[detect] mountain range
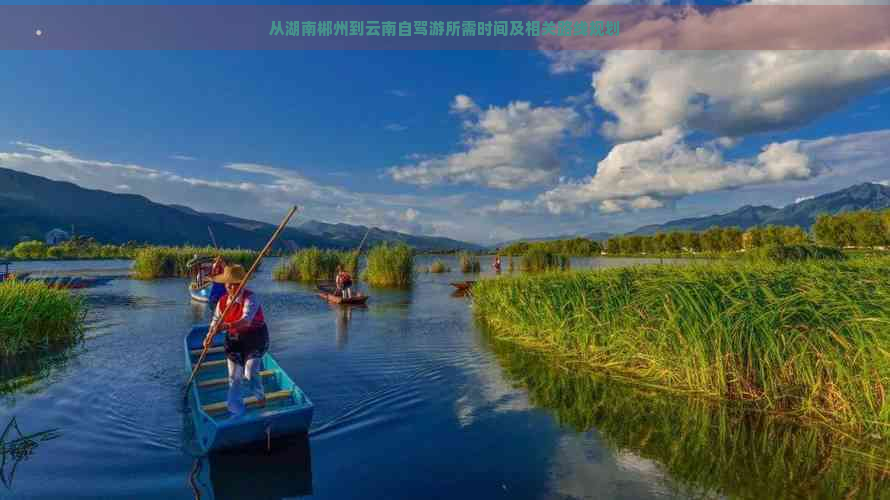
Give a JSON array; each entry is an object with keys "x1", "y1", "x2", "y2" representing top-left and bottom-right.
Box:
[
  {"x1": 0, "y1": 167, "x2": 483, "y2": 251},
  {"x1": 628, "y1": 182, "x2": 890, "y2": 236},
  {"x1": 3, "y1": 166, "x2": 888, "y2": 250}
]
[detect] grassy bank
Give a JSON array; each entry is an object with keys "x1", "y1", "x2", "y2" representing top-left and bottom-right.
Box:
[
  {"x1": 273, "y1": 248, "x2": 358, "y2": 282},
  {"x1": 520, "y1": 248, "x2": 570, "y2": 272},
  {"x1": 485, "y1": 334, "x2": 890, "y2": 498},
  {"x1": 0, "y1": 282, "x2": 86, "y2": 356},
  {"x1": 133, "y1": 246, "x2": 257, "y2": 279},
  {"x1": 364, "y1": 243, "x2": 413, "y2": 287},
  {"x1": 473, "y1": 257, "x2": 890, "y2": 438}
]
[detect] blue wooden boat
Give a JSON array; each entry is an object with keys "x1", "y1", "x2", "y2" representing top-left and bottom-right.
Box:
[
  {"x1": 189, "y1": 282, "x2": 225, "y2": 305},
  {"x1": 184, "y1": 325, "x2": 314, "y2": 452}
]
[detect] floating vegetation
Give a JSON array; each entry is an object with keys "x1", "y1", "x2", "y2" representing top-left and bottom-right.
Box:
[
  {"x1": 428, "y1": 260, "x2": 449, "y2": 273},
  {"x1": 473, "y1": 257, "x2": 890, "y2": 439},
  {"x1": 364, "y1": 243, "x2": 413, "y2": 288},
  {"x1": 0, "y1": 282, "x2": 86, "y2": 356},
  {"x1": 273, "y1": 248, "x2": 357, "y2": 282},
  {"x1": 133, "y1": 246, "x2": 257, "y2": 280}
]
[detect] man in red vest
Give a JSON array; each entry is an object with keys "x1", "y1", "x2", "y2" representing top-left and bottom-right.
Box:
[{"x1": 209, "y1": 265, "x2": 269, "y2": 416}]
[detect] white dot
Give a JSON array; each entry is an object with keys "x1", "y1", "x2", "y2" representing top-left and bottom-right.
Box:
[{"x1": 35, "y1": 29, "x2": 43, "y2": 37}]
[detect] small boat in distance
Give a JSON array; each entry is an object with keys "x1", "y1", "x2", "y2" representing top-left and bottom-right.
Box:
[
  {"x1": 184, "y1": 325, "x2": 314, "y2": 452},
  {"x1": 187, "y1": 256, "x2": 224, "y2": 306},
  {"x1": 449, "y1": 281, "x2": 476, "y2": 292},
  {"x1": 316, "y1": 285, "x2": 369, "y2": 305}
]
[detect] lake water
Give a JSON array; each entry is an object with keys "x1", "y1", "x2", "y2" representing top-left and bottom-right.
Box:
[{"x1": 2, "y1": 256, "x2": 886, "y2": 499}]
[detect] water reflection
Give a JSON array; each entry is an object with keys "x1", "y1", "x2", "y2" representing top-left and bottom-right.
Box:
[
  {"x1": 0, "y1": 344, "x2": 83, "y2": 401},
  {"x1": 483, "y1": 330, "x2": 890, "y2": 500},
  {"x1": 334, "y1": 305, "x2": 352, "y2": 350},
  {"x1": 189, "y1": 434, "x2": 312, "y2": 500},
  {"x1": 0, "y1": 417, "x2": 61, "y2": 491}
]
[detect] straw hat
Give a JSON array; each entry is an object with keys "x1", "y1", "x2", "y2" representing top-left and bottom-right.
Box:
[{"x1": 211, "y1": 265, "x2": 249, "y2": 284}]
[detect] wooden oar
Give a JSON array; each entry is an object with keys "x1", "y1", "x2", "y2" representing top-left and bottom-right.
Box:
[
  {"x1": 184, "y1": 206, "x2": 298, "y2": 395},
  {"x1": 208, "y1": 225, "x2": 219, "y2": 250}
]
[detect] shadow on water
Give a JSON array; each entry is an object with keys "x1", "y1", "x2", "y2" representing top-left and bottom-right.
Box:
[
  {"x1": 482, "y1": 328, "x2": 890, "y2": 500},
  {"x1": 0, "y1": 417, "x2": 61, "y2": 491},
  {"x1": 189, "y1": 434, "x2": 312, "y2": 500},
  {"x1": 333, "y1": 305, "x2": 353, "y2": 350}
]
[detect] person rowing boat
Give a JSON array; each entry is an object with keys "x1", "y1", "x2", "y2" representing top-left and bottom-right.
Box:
[
  {"x1": 335, "y1": 266, "x2": 353, "y2": 299},
  {"x1": 208, "y1": 265, "x2": 269, "y2": 415}
]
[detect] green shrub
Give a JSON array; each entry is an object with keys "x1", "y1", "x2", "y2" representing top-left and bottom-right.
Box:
[
  {"x1": 459, "y1": 252, "x2": 481, "y2": 273},
  {"x1": 12, "y1": 241, "x2": 47, "y2": 260},
  {"x1": 273, "y1": 248, "x2": 356, "y2": 282},
  {"x1": 520, "y1": 248, "x2": 570, "y2": 272},
  {"x1": 0, "y1": 281, "x2": 86, "y2": 356},
  {"x1": 364, "y1": 243, "x2": 413, "y2": 287},
  {"x1": 133, "y1": 246, "x2": 257, "y2": 279}
]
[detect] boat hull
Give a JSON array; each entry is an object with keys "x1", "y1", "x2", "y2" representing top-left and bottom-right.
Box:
[
  {"x1": 316, "y1": 289, "x2": 369, "y2": 305},
  {"x1": 184, "y1": 325, "x2": 314, "y2": 452},
  {"x1": 450, "y1": 281, "x2": 476, "y2": 291}
]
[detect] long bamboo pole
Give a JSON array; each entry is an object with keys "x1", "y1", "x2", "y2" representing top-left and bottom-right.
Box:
[{"x1": 184, "y1": 206, "x2": 298, "y2": 395}]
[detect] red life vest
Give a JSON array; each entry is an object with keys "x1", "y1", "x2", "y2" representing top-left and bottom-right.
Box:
[{"x1": 218, "y1": 290, "x2": 265, "y2": 335}]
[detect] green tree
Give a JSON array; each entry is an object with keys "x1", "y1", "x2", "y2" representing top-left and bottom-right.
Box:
[{"x1": 13, "y1": 240, "x2": 48, "y2": 260}]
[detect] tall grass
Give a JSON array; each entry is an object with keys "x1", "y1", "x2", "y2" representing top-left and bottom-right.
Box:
[
  {"x1": 0, "y1": 282, "x2": 86, "y2": 356},
  {"x1": 364, "y1": 243, "x2": 413, "y2": 287},
  {"x1": 459, "y1": 252, "x2": 481, "y2": 273},
  {"x1": 133, "y1": 246, "x2": 257, "y2": 279},
  {"x1": 486, "y1": 334, "x2": 890, "y2": 499},
  {"x1": 473, "y1": 257, "x2": 890, "y2": 437},
  {"x1": 428, "y1": 260, "x2": 450, "y2": 273},
  {"x1": 520, "y1": 248, "x2": 570, "y2": 272},
  {"x1": 273, "y1": 248, "x2": 358, "y2": 282},
  {"x1": 746, "y1": 244, "x2": 846, "y2": 263}
]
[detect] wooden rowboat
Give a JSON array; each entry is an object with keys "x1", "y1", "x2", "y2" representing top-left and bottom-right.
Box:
[
  {"x1": 316, "y1": 286, "x2": 369, "y2": 305},
  {"x1": 449, "y1": 281, "x2": 476, "y2": 291},
  {"x1": 184, "y1": 325, "x2": 314, "y2": 452}
]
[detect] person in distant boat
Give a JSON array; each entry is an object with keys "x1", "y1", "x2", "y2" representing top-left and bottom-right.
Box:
[
  {"x1": 207, "y1": 265, "x2": 269, "y2": 415},
  {"x1": 493, "y1": 255, "x2": 502, "y2": 273},
  {"x1": 335, "y1": 266, "x2": 353, "y2": 299},
  {"x1": 211, "y1": 256, "x2": 225, "y2": 277}
]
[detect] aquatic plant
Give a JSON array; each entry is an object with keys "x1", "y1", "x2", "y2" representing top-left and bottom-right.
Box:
[
  {"x1": 745, "y1": 244, "x2": 846, "y2": 263},
  {"x1": 459, "y1": 252, "x2": 480, "y2": 273},
  {"x1": 473, "y1": 257, "x2": 890, "y2": 438},
  {"x1": 0, "y1": 282, "x2": 86, "y2": 356},
  {"x1": 484, "y1": 333, "x2": 890, "y2": 499},
  {"x1": 520, "y1": 248, "x2": 569, "y2": 272},
  {"x1": 364, "y1": 243, "x2": 413, "y2": 287},
  {"x1": 428, "y1": 260, "x2": 449, "y2": 273},
  {"x1": 273, "y1": 248, "x2": 357, "y2": 282},
  {"x1": 133, "y1": 246, "x2": 257, "y2": 279}
]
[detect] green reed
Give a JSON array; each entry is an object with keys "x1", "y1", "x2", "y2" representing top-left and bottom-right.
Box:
[
  {"x1": 273, "y1": 248, "x2": 358, "y2": 282},
  {"x1": 485, "y1": 333, "x2": 890, "y2": 499},
  {"x1": 133, "y1": 246, "x2": 257, "y2": 280},
  {"x1": 0, "y1": 282, "x2": 86, "y2": 356},
  {"x1": 473, "y1": 257, "x2": 890, "y2": 438},
  {"x1": 520, "y1": 248, "x2": 570, "y2": 272},
  {"x1": 427, "y1": 260, "x2": 450, "y2": 273},
  {"x1": 459, "y1": 252, "x2": 481, "y2": 273},
  {"x1": 364, "y1": 243, "x2": 413, "y2": 287}
]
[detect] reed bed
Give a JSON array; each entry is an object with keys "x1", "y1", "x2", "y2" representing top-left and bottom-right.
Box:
[
  {"x1": 520, "y1": 248, "x2": 570, "y2": 272},
  {"x1": 133, "y1": 246, "x2": 257, "y2": 279},
  {"x1": 746, "y1": 244, "x2": 847, "y2": 263},
  {"x1": 459, "y1": 252, "x2": 481, "y2": 273},
  {"x1": 473, "y1": 257, "x2": 890, "y2": 438},
  {"x1": 364, "y1": 243, "x2": 413, "y2": 287},
  {"x1": 486, "y1": 335, "x2": 890, "y2": 499},
  {"x1": 273, "y1": 248, "x2": 358, "y2": 282},
  {"x1": 427, "y1": 260, "x2": 450, "y2": 273},
  {"x1": 0, "y1": 282, "x2": 86, "y2": 356}
]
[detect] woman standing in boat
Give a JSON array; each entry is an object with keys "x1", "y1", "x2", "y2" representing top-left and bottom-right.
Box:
[
  {"x1": 208, "y1": 265, "x2": 269, "y2": 415},
  {"x1": 335, "y1": 265, "x2": 353, "y2": 299}
]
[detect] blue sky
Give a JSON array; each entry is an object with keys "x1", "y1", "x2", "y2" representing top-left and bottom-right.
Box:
[{"x1": 2, "y1": 1, "x2": 890, "y2": 244}]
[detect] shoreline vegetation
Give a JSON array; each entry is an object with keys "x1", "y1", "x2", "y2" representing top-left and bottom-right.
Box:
[
  {"x1": 273, "y1": 248, "x2": 358, "y2": 282},
  {"x1": 472, "y1": 256, "x2": 890, "y2": 440},
  {"x1": 133, "y1": 247, "x2": 257, "y2": 280},
  {"x1": 0, "y1": 281, "x2": 86, "y2": 357},
  {"x1": 485, "y1": 333, "x2": 890, "y2": 497}
]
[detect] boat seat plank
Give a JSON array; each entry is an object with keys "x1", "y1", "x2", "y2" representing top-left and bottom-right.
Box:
[
  {"x1": 202, "y1": 389, "x2": 292, "y2": 415},
  {"x1": 195, "y1": 359, "x2": 227, "y2": 370},
  {"x1": 190, "y1": 346, "x2": 224, "y2": 355},
  {"x1": 197, "y1": 370, "x2": 276, "y2": 388}
]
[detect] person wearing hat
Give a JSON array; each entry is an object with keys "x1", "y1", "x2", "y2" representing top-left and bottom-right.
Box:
[{"x1": 207, "y1": 265, "x2": 269, "y2": 415}]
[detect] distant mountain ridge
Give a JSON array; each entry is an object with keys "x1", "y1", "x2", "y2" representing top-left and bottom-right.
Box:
[
  {"x1": 0, "y1": 168, "x2": 483, "y2": 251},
  {"x1": 628, "y1": 182, "x2": 890, "y2": 235}
]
